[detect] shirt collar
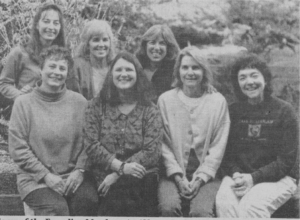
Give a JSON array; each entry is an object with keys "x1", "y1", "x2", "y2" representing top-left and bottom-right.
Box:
[{"x1": 106, "y1": 103, "x2": 144, "y2": 123}]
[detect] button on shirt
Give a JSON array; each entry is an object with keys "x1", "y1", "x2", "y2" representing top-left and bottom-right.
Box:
[{"x1": 83, "y1": 99, "x2": 163, "y2": 186}]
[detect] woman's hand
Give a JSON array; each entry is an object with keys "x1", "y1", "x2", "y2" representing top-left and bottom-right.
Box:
[
  {"x1": 123, "y1": 162, "x2": 146, "y2": 179},
  {"x1": 44, "y1": 173, "x2": 65, "y2": 196},
  {"x1": 20, "y1": 85, "x2": 33, "y2": 94},
  {"x1": 174, "y1": 175, "x2": 192, "y2": 198},
  {"x1": 206, "y1": 84, "x2": 217, "y2": 94},
  {"x1": 98, "y1": 172, "x2": 120, "y2": 197},
  {"x1": 183, "y1": 177, "x2": 204, "y2": 200},
  {"x1": 232, "y1": 173, "x2": 253, "y2": 197},
  {"x1": 64, "y1": 169, "x2": 84, "y2": 196}
]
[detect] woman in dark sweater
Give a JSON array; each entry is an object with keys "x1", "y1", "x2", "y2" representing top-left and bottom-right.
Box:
[
  {"x1": 216, "y1": 53, "x2": 298, "y2": 218},
  {"x1": 136, "y1": 25, "x2": 180, "y2": 99}
]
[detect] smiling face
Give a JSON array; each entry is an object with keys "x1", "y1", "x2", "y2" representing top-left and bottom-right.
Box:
[
  {"x1": 40, "y1": 58, "x2": 68, "y2": 93},
  {"x1": 37, "y1": 10, "x2": 61, "y2": 45},
  {"x1": 180, "y1": 55, "x2": 204, "y2": 96},
  {"x1": 238, "y1": 68, "x2": 265, "y2": 104},
  {"x1": 146, "y1": 35, "x2": 167, "y2": 64},
  {"x1": 88, "y1": 33, "x2": 110, "y2": 60},
  {"x1": 112, "y1": 58, "x2": 137, "y2": 91}
]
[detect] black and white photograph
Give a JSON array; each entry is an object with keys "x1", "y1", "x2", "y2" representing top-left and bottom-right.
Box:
[{"x1": 0, "y1": 0, "x2": 299, "y2": 219}]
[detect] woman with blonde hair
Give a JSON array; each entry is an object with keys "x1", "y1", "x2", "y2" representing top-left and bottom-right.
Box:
[
  {"x1": 67, "y1": 19, "x2": 115, "y2": 99},
  {"x1": 158, "y1": 46, "x2": 230, "y2": 217},
  {"x1": 136, "y1": 24, "x2": 179, "y2": 98}
]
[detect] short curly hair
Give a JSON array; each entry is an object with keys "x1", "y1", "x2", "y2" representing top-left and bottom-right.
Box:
[
  {"x1": 40, "y1": 45, "x2": 73, "y2": 74},
  {"x1": 231, "y1": 53, "x2": 273, "y2": 102}
]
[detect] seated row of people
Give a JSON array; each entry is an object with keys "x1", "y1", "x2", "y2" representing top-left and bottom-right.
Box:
[{"x1": 1, "y1": 2, "x2": 298, "y2": 217}]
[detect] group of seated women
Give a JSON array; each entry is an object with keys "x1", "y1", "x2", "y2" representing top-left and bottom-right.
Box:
[{"x1": 1, "y1": 2, "x2": 298, "y2": 217}]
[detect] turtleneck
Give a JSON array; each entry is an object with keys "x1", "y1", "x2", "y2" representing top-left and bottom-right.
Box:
[{"x1": 34, "y1": 84, "x2": 67, "y2": 102}]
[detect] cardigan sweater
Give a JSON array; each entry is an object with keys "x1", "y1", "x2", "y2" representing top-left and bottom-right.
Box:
[
  {"x1": 222, "y1": 96, "x2": 299, "y2": 184},
  {"x1": 0, "y1": 46, "x2": 41, "y2": 100},
  {"x1": 8, "y1": 85, "x2": 88, "y2": 199},
  {"x1": 158, "y1": 88, "x2": 230, "y2": 182},
  {"x1": 66, "y1": 57, "x2": 107, "y2": 100}
]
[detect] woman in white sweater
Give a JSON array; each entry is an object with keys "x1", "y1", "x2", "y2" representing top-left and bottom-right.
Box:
[{"x1": 157, "y1": 46, "x2": 230, "y2": 217}]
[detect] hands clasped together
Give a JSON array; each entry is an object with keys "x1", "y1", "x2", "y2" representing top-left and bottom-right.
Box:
[
  {"x1": 174, "y1": 174, "x2": 204, "y2": 200},
  {"x1": 231, "y1": 172, "x2": 254, "y2": 197},
  {"x1": 98, "y1": 162, "x2": 146, "y2": 197},
  {"x1": 44, "y1": 169, "x2": 84, "y2": 196}
]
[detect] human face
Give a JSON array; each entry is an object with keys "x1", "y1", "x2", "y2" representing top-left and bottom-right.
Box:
[
  {"x1": 89, "y1": 34, "x2": 110, "y2": 60},
  {"x1": 112, "y1": 58, "x2": 137, "y2": 91},
  {"x1": 40, "y1": 58, "x2": 68, "y2": 93},
  {"x1": 37, "y1": 10, "x2": 61, "y2": 45},
  {"x1": 146, "y1": 35, "x2": 167, "y2": 64},
  {"x1": 180, "y1": 55, "x2": 204, "y2": 94},
  {"x1": 238, "y1": 68, "x2": 265, "y2": 104}
]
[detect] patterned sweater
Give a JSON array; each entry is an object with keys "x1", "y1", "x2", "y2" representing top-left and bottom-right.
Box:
[{"x1": 83, "y1": 98, "x2": 163, "y2": 185}]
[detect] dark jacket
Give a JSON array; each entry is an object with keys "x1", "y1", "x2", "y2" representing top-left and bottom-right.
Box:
[{"x1": 222, "y1": 96, "x2": 299, "y2": 184}]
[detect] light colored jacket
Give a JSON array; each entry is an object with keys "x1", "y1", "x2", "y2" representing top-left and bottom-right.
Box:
[{"x1": 158, "y1": 88, "x2": 230, "y2": 181}]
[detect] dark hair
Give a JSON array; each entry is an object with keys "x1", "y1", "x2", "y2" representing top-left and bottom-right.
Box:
[
  {"x1": 172, "y1": 46, "x2": 212, "y2": 93},
  {"x1": 100, "y1": 51, "x2": 156, "y2": 106},
  {"x1": 231, "y1": 53, "x2": 273, "y2": 102},
  {"x1": 136, "y1": 25, "x2": 179, "y2": 68},
  {"x1": 40, "y1": 45, "x2": 73, "y2": 75},
  {"x1": 24, "y1": 3, "x2": 65, "y2": 64}
]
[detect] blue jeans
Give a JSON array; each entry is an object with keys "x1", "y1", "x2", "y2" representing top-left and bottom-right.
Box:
[
  {"x1": 158, "y1": 176, "x2": 221, "y2": 217},
  {"x1": 24, "y1": 174, "x2": 98, "y2": 216}
]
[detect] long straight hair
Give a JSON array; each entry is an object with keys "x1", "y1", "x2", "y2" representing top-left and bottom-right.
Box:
[
  {"x1": 99, "y1": 51, "x2": 156, "y2": 107},
  {"x1": 24, "y1": 3, "x2": 65, "y2": 64}
]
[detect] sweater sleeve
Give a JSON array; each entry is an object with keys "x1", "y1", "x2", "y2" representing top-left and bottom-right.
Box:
[
  {"x1": 0, "y1": 47, "x2": 24, "y2": 100},
  {"x1": 66, "y1": 61, "x2": 81, "y2": 94},
  {"x1": 8, "y1": 97, "x2": 50, "y2": 182},
  {"x1": 125, "y1": 105, "x2": 162, "y2": 169},
  {"x1": 194, "y1": 97, "x2": 230, "y2": 180},
  {"x1": 74, "y1": 100, "x2": 88, "y2": 170},
  {"x1": 251, "y1": 104, "x2": 299, "y2": 184},
  {"x1": 83, "y1": 100, "x2": 115, "y2": 170},
  {"x1": 158, "y1": 95, "x2": 184, "y2": 177}
]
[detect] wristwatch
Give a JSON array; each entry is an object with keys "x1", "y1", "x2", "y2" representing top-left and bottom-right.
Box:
[{"x1": 117, "y1": 162, "x2": 126, "y2": 176}]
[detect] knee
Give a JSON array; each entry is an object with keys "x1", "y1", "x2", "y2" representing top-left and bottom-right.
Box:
[
  {"x1": 239, "y1": 201, "x2": 270, "y2": 218},
  {"x1": 50, "y1": 200, "x2": 69, "y2": 216},
  {"x1": 189, "y1": 206, "x2": 215, "y2": 217},
  {"x1": 158, "y1": 200, "x2": 181, "y2": 217}
]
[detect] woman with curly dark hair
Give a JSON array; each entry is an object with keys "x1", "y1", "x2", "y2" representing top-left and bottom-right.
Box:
[
  {"x1": 84, "y1": 51, "x2": 162, "y2": 216},
  {"x1": 0, "y1": 3, "x2": 66, "y2": 102},
  {"x1": 216, "y1": 53, "x2": 298, "y2": 218},
  {"x1": 136, "y1": 24, "x2": 180, "y2": 99},
  {"x1": 9, "y1": 46, "x2": 98, "y2": 216}
]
